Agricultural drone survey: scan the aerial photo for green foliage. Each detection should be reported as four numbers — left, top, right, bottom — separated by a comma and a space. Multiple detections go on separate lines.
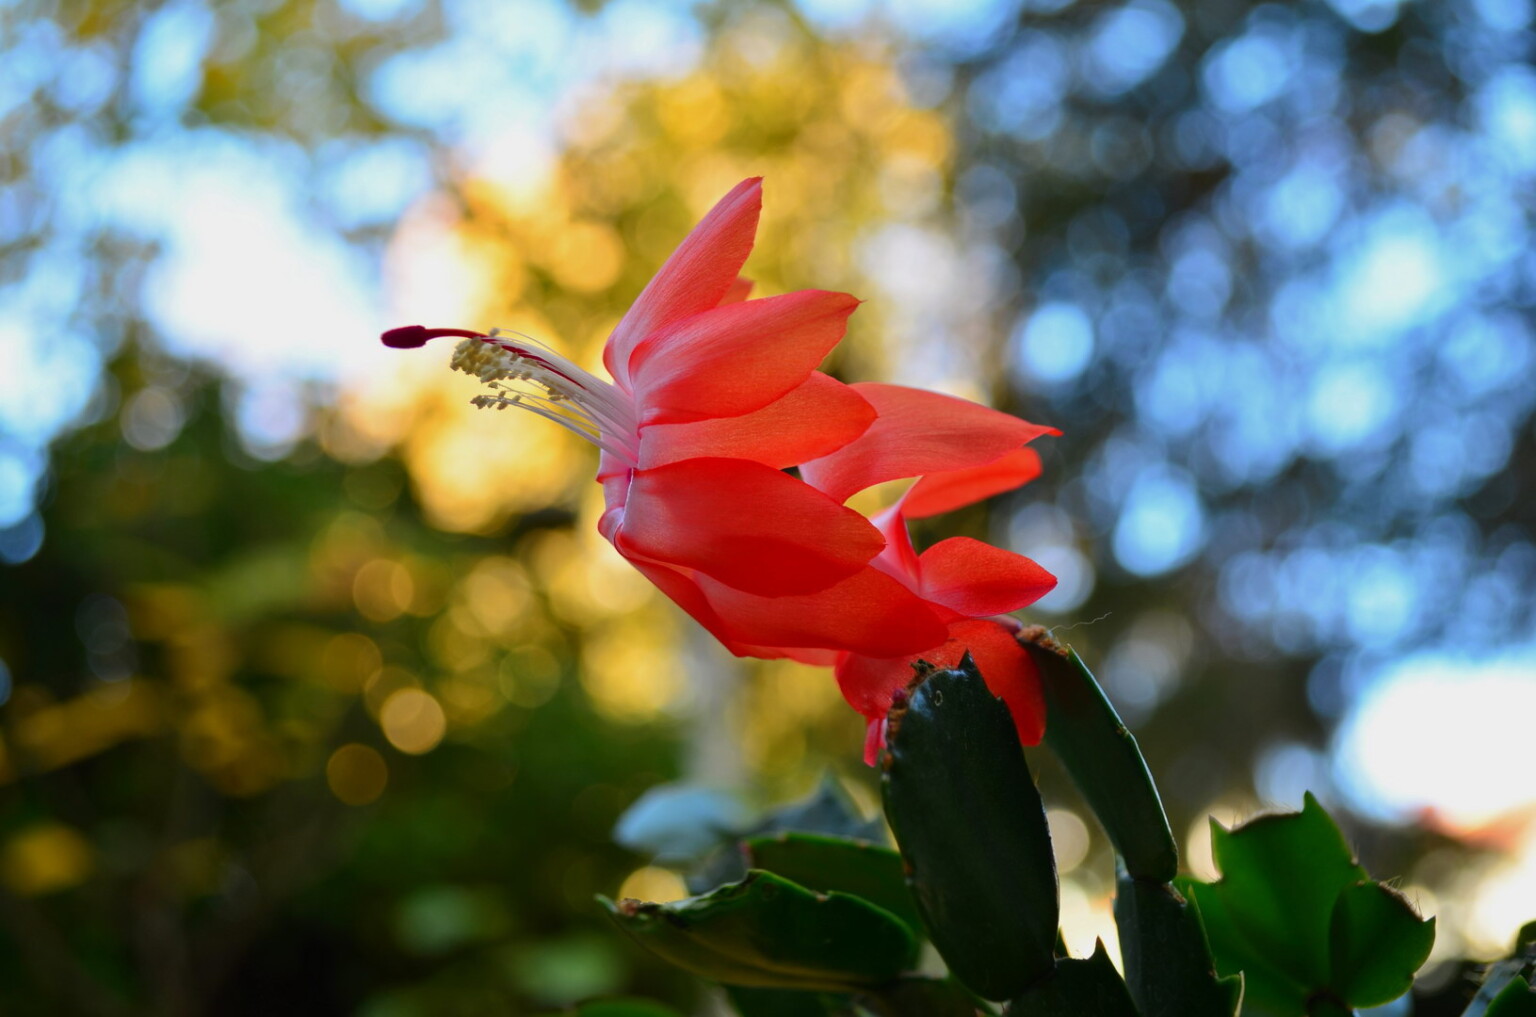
879, 659, 1058, 1001
1462, 927, 1536, 1017
1022, 634, 1177, 883
726, 985, 851, 1017
1114, 872, 1242, 1017
726, 978, 981, 1017
1024, 633, 1231, 1017
743, 833, 923, 939
573, 999, 688, 1017
1181, 794, 1434, 1015
1004, 940, 1139, 1017
1484, 977, 1536, 1017
1326, 882, 1436, 1007
599, 870, 919, 993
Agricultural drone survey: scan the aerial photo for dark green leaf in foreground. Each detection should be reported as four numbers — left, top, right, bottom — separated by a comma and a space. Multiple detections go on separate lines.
744, 833, 923, 938
599, 870, 918, 993
880, 659, 1058, 1001
871, 977, 987, 1017
1114, 871, 1241, 1017
573, 1000, 688, 1017
1327, 881, 1435, 1007
725, 985, 847, 1017
1005, 941, 1140, 1017
1485, 977, 1536, 1017
1022, 631, 1178, 883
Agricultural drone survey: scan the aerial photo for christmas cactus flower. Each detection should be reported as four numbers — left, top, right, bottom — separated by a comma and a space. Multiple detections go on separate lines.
384, 178, 1060, 756
383, 179, 945, 659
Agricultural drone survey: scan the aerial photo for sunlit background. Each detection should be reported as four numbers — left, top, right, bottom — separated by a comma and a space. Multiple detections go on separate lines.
2, 0, 1534, 1011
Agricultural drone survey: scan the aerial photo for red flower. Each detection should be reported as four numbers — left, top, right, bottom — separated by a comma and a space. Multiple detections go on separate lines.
383, 179, 944, 659
384, 179, 1060, 758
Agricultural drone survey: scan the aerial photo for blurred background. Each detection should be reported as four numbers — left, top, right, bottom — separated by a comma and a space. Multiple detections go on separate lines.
2, 0, 1534, 1011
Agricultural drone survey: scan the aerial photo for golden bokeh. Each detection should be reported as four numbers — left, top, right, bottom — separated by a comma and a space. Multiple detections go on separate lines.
353, 558, 415, 622
364, 665, 421, 718
319, 632, 384, 693
1046, 807, 1091, 875
379, 688, 448, 755
326, 743, 389, 806
617, 865, 690, 904
579, 612, 685, 723
1, 822, 93, 896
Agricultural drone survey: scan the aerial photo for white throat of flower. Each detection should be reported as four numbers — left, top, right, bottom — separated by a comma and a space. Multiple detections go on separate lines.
451, 330, 639, 464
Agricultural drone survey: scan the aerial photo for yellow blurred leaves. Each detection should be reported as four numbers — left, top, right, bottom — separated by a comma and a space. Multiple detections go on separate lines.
2, 823, 93, 896
5, 680, 166, 775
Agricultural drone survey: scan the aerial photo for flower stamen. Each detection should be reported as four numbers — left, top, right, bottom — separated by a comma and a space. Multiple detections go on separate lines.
450, 334, 640, 463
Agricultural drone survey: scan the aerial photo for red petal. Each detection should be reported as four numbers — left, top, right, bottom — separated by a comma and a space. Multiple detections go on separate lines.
869, 503, 921, 585
950, 619, 1047, 747
605, 179, 763, 388
835, 618, 1046, 751
613, 458, 884, 597
904, 447, 1045, 519
724, 643, 841, 666
720, 276, 754, 304
694, 566, 950, 657
916, 537, 1057, 616
629, 290, 859, 425
835, 649, 920, 723
800, 383, 1058, 505
638, 373, 875, 469
619, 553, 741, 648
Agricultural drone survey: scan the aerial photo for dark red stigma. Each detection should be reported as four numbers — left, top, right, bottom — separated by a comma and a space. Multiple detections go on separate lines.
381, 325, 486, 349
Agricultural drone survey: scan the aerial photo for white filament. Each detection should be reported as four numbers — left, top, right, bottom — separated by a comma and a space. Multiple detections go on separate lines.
451, 334, 639, 462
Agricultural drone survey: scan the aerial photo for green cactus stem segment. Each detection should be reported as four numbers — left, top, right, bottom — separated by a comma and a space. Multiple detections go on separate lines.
880, 657, 1058, 1002
1020, 627, 1178, 883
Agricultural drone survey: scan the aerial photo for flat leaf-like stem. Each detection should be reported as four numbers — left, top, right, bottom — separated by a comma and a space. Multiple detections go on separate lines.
1328, 881, 1435, 1007
1020, 630, 1178, 883
881, 658, 1058, 1002
744, 832, 924, 938
1005, 941, 1140, 1016
600, 869, 918, 993
1182, 794, 1435, 1014
1114, 871, 1242, 1017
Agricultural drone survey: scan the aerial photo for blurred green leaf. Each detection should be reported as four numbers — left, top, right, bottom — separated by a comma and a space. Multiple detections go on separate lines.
726, 985, 848, 1016
599, 869, 918, 993
1485, 977, 1536, 1017
880, 659, 1057, 1001
1327, 881, 1434, 1007
760, 778, 887, 844
744, 833, 922, 938
872, 977, 985, 1017
615, 783, 751, 864
573, 999, 688, 1017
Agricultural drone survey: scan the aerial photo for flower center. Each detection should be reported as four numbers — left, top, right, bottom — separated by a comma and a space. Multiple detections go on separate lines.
448, 330, 640, 464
